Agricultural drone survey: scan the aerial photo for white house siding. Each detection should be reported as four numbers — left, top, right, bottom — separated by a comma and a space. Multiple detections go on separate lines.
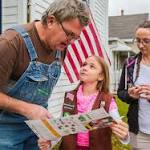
90, 0, 109, 57
2, 0, 27, 31
2, 0, 109, 118
29, 0, 54, 21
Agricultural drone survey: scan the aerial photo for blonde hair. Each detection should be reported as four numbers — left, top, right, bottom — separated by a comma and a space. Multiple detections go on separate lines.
41, 0, 90, 26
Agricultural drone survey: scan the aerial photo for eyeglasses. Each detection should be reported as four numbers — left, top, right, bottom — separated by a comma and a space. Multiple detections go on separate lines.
60, 22, 79, 41
134, 38, 150, 45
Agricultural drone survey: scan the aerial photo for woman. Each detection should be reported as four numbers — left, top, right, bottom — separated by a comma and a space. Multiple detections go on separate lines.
39, 55, 129, 150
117, 20, 150, 150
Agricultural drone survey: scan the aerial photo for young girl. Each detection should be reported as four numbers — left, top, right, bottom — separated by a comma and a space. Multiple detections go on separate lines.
38, 55, 129, 150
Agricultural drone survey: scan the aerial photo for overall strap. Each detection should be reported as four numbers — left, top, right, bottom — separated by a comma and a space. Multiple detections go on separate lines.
55, 50, 61, 60
12, 26, 38, 61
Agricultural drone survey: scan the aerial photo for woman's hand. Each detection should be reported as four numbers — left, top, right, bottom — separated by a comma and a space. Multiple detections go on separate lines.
38, 138, 51, 150
128, 86, 142, 99
139, 85, 150, 101
111, 120, 129, 140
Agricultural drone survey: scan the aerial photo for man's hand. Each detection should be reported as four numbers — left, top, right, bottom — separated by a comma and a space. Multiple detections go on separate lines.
23, 103, 52, 120
0, 92, 52, 120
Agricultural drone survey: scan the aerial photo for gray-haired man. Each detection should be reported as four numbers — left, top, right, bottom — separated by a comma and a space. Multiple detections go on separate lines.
0, 0, 90, 149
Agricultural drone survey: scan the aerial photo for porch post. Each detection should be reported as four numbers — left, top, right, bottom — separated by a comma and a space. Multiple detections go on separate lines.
127, 51, 130, 58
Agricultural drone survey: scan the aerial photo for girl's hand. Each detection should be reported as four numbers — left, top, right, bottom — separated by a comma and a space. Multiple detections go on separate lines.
111, 120, 129, 140
128, 86, 142, 99
38, 138, 51, 150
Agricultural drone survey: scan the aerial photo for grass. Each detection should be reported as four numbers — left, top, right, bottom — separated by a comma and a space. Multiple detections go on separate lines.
52, 96, 132, 150
112, 96, 131, 150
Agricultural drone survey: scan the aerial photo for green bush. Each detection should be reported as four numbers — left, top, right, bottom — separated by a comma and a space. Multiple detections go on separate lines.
112, 96, 131, 150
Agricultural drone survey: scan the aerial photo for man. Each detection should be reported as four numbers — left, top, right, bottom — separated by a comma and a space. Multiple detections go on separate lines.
0, 0, 90, 149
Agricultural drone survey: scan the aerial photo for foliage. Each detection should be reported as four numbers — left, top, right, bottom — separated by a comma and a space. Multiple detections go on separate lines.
112, 96, 131, 150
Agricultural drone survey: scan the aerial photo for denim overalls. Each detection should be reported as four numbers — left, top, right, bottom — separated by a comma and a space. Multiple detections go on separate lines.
0, 26, 61, 150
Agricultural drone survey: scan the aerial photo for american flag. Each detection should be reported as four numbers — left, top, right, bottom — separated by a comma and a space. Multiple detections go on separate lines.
63, 22, 110, 83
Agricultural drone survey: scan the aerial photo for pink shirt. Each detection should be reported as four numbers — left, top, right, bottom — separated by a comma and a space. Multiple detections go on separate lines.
77, 85, 98, 147
76, 85, 118, 147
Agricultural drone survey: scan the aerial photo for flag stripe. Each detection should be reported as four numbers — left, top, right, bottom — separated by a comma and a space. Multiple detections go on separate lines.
82, 28, 95, 55
75, 40, 86, 62
66, 51, 80, 80
71, 43, 82, 66
65, 56, 79, 82
68, 46, 81, 70
63, 62, 73, 83
78, 39, 88, 58
86, 25, 99, 56
89, 23, 103, 57
80, 32, 92, 57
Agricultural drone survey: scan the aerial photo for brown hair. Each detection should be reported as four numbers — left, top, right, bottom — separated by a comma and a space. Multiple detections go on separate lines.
93, 55, 113, 102
41, 0, 90, 26
78, 55, 113, 102
138, 20, 150, 29
134, 53, 142, 84
134, 20, 150, 83
92, 55, 110, 93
